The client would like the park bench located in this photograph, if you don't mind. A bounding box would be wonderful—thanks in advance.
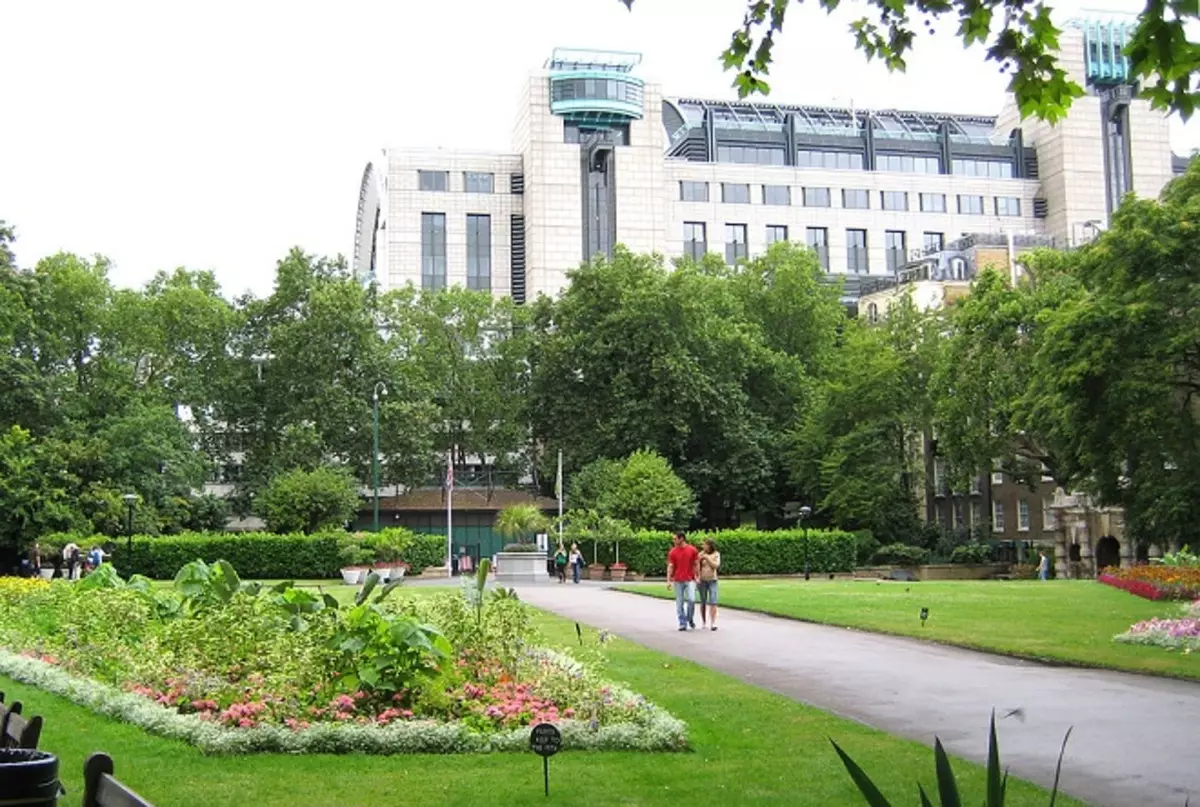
[0,691,43,749]
[83,752,155,807]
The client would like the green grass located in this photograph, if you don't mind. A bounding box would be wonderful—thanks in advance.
[618,579,1200,680]
[0,599,1080,806]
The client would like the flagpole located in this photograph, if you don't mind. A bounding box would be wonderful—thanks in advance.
[446,448,453,579]
[556,450,564,546]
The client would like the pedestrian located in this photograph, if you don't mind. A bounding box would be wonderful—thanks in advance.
[666,531,699,631]
[554,543,568,584]
[698,538,721,631]
[1038,550,1050,581]
[569,543,583,584]
[25,542,41,578]
[62,541,79,582]
[88,545,105,572]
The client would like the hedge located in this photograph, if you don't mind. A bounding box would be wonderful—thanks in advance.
[113,531,446,580]
[600,529,856,576]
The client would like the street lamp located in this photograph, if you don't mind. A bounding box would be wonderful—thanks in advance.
[372,382,388,532]
[799,505,812,581]
[122,493,138,559]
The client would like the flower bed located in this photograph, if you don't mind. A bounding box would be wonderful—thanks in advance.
[1099,565,1200,600]
[0,568,686,755]
[1114,600,1200,653]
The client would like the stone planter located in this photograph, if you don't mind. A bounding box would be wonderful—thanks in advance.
[609,565,628,582]
[340,568,364,585]
[587,563,607,582]
[495,552,548,584]
[38,568,54,581]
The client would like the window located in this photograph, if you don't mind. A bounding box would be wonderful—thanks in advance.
[991,462,1004,485]
[766,225,789,245]
[842,189,870,209]
[993,501,1006,532]
[464,172,494,194]
[806,227,829,269]
[803,187,831,207]
[418,170,449,192]
[1043,499,1058,530]
[877,153,940,174]
[846,228,868,274]
[934,459,946,495]
[952,158,1014,178]
[717,145,785,165]
[881,191,909,211]
[970,501,982,527]
[995,196,1022,217]
[885,230,907,273]
[958,194,985,215]
[923,232,944,253]
[466,214,491,292]
[680,181,709,202]
[683,222,707,261]
[1018,499,1030,531]
[969,474,981,494]
[725,224,748,265]
[920,192,946,213]
[722,183,751,204]
[1041,463,1055,482]
[796,149,864,170]
[420,213,447,290]
[762,184,791,205]
[954,501,965,528]
[867,302,879,323]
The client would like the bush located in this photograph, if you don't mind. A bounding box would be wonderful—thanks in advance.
[256,467,360,534]
[948,543,993,564]
[870,543,930,566]
[614,529,856,576]
[115,531,446,579]
[501,543,540,553]
[852,530,878,565]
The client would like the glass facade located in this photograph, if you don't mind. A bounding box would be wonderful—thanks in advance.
[952,158,1014,178]
[806,227,829,269]
[683,222,707,261]
[881,191,909,211]
[766,224,788,245]
[722,183,751,203]
[885,230,906,272]
[464,172,494,193]
[680,181,709,202]
[919,192,946,212]
[717,145,786,165]
[466,214,491,292]
[995,196,1022,216]
[421,213,447,290]
[842,189,870,209]
[803,187,831,207]
[418,171,449,192]
[725,223,748,264]
[877,154,940,174]
[958,194,985,215]
[846,228,868,274]
[762,184,791,205]
[796,149,864,170]
[923,232,944,253]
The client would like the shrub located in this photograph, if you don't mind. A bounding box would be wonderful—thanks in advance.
[852,530,879,566]
[256,467,360,534]
[116,531,446,579]
[1009,563,1039,580]
[501,543,541,553]
[870,543,930,566]
[948,543,993,564]
[616,528,856,576]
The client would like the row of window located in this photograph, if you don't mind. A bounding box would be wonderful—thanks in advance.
[420,213,492,292]
[943,498,1049,532]
[682,223,947,272]
[418,170,497,194]
[719,149,1015,177]
[680,181,1023,216]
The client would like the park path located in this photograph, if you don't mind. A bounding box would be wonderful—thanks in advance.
[513,583,1200,807]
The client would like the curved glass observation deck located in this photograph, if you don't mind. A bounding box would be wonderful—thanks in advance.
[547,48,644,125]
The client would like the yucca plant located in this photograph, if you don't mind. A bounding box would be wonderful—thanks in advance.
[830,712,1072,806]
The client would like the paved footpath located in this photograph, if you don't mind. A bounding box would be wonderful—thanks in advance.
[514,583,1200,807]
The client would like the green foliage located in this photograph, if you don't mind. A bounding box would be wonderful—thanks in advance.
[948,544,994,565]
[621,0,1196,122]
[611,528,857,576]
[494,504,550,543]
[1156,545,1199,568]
[871,543,931,566]
[831,712,1070,806]
[256,467,361,534]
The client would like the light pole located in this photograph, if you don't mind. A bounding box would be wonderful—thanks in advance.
[122,493,138,561]
[799,505,812,581]
[372,382,388,532]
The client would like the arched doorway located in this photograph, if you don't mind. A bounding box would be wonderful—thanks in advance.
[1096,536,1121,571]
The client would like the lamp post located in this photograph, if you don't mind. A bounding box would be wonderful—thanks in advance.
[799,505,812,581]
[122,493,138,560]
[372,382,388,532]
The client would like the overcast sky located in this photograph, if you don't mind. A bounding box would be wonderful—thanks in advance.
[2,0,1196,297]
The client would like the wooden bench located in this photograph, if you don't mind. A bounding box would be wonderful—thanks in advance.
[0,691,42,749]
[83,753,155,807]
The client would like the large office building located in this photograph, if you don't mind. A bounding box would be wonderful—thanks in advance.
[354,20,1190,300]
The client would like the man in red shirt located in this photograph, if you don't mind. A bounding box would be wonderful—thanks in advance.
[666,532,700,631]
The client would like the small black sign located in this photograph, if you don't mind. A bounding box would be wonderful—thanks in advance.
[530,723,561,757]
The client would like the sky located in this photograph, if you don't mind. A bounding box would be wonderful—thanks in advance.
[2,0,1196,297]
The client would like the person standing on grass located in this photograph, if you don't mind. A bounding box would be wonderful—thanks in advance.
[554,543,568,584]
[666,532,700,631]
[697,538,721,631]
[569,543,583,584]
[1038,551,1050,581]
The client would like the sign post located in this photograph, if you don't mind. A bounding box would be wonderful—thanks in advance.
[529,723,562,797]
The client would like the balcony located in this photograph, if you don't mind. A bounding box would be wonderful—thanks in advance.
[846,247,869,274]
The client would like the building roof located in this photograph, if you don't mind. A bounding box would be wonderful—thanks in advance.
[374,488,559,512]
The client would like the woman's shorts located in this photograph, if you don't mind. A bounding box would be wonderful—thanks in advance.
[697,580,718,604]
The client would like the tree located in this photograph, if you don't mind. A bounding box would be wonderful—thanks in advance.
[494,504,551,544]
[256,467,361,534]
[0,426,86,559]
[569,450,696,530]
[1026,161,1200,549]
[621,0,1198,120]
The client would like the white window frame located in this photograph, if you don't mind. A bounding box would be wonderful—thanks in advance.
[992,501,1005,532]
[970,500,982,527]
[1017,499,1030,532]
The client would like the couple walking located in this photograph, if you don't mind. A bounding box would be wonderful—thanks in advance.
[666,532,721,631]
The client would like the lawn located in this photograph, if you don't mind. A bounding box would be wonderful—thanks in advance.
[618,579,1200,680]
[0,587,1080,807]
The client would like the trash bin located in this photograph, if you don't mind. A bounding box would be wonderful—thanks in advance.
[0,748,64,806]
